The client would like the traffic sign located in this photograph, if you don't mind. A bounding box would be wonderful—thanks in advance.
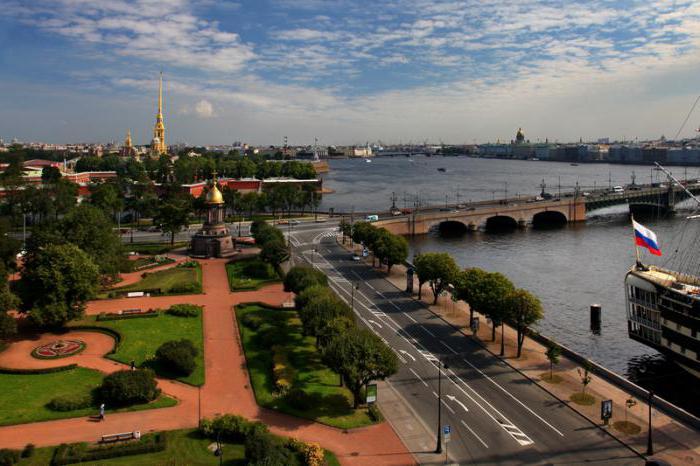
[443,425,451,442]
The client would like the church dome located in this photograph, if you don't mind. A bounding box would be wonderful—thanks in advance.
[206,182,225,205]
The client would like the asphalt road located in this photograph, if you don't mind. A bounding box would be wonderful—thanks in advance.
[289,225,642,465]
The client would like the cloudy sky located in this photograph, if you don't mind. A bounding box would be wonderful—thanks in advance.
[1,0,699,145]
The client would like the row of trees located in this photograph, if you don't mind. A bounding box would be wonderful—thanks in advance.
[250,221,288,267]
[413,252,544,358]
[284,266,398,408]
[342,221,409,273]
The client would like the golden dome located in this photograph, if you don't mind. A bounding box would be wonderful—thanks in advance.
[205,182,224,205]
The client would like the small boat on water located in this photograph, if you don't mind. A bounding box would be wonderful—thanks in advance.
[365,159,372,163]
[437,168,447,172]
[570,163,579,166]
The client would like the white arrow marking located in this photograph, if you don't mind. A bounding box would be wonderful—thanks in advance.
[399,350,416,362]
[368,319,382,329]
[446,395,469,413]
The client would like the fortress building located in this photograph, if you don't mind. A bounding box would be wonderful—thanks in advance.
[150,72,167,156]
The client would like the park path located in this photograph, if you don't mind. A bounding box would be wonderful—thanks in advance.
[0,259,414,466]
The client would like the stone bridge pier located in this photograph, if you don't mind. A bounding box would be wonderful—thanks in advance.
[375,198,586,236]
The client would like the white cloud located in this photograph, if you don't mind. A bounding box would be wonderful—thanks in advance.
[195,99,215,118]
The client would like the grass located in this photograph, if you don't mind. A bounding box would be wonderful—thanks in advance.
[226,257,281,291]
[235,303,374,429]
[16,429,340,466]
[124,242,189,255]
[71,312,205,386]
[107,264,202,296]
[0,367,176,426]
[569,392,596,406]
[612,420,642,435]
[539,372,563,384]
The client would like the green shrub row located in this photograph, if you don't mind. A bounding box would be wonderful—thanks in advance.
[96,310,160,321]
[51,433,167,465]
[0,364,77,375]
[199,414,269,443]
[47,394,93,412]
[0,449,19,466]
[166,304,201,318]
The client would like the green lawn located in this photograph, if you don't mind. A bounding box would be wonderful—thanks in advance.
[16,429,339,466]
[0,368,176,426]
[235,304,374,429]
[226,257,281,291]
[71,312,205,386]
[108,264,202,296]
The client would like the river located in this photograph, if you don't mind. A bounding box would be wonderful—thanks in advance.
[320,156,700,415]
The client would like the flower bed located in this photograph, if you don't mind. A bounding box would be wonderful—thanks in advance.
[31,340,86,360]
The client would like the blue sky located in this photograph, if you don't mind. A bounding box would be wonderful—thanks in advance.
[1,0,700,145]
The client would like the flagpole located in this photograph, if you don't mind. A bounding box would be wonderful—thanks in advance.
[631,214,641,266]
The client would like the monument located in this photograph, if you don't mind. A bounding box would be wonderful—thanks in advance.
[190,176,235,258]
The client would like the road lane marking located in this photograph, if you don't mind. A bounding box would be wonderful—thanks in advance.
[446,394,469,413]
[402,311,417,323]
[461,420,489,449]
[368,319,383,329]
[410,368,428,387]
[441,341,458,355]
[399,350,416,362]
[432,391,456,414]
[420,325,436,337]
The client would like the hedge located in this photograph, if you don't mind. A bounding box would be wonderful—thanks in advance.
[166,304,201,318]
[47,394,93,412]
[51,433,167,465]
[66,326,122,355]
[0,364,77,375]
[96,311,160,322]
[199,414,269,443]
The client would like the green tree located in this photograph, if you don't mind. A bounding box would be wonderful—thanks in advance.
[89,182,123,220]
[504,288,544,358]
[323,328,398,408]
[75,156,101,172]
[453,268,514,341]
[240,192,258,220]
[283,265,327,293]
[545,341,561,380]
[19,243,99,327]
[294,284,332,310]
[0,264,19,339]
[413,252,459,304]
[48,178,79,219]
[373,229,408,273]
[156,200,190,245]
[298,292,353,345]
[41,166,61,184]
[0,218,20,270]
[259,238,288,266]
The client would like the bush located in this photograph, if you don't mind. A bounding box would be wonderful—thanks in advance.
[240,313,264,330]
[166,304,201,317]
[47,393,93,412]
[155,339,198,376]
[294,285,332,310]
[367,404,383,422]
[170,283,200,294]
[20,444,34,459]
[0,364,77,375]
[199,414,269,443]
[178,260,199,269]
[0,449,19,466]
[51,434,167,465]
[284,266,328,293]
[98,369,160,406]
[245,432,296,466]
[238,259,274,279]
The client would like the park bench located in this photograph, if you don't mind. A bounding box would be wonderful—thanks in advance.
[100,431,140,443]
[120,308,143,315]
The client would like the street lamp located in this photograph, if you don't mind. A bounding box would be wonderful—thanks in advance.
[646,391,654,456]
[435,359,449,454]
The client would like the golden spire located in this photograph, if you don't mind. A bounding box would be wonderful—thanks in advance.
[125,129,132,148]
[151,71,166,155]
[157,71,163,118]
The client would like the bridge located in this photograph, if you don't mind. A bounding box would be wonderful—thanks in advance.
[372,181,700,236]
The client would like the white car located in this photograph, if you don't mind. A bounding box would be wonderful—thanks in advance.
[352,255,361,261]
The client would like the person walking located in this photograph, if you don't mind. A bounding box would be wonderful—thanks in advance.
[99,403,105,421]
[130,360,135,371]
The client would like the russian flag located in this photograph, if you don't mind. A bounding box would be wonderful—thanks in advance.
[633,219,662,256]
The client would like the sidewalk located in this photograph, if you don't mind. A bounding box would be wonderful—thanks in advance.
[373,253,700,465]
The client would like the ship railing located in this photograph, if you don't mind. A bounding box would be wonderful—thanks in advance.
[628,314,662,330]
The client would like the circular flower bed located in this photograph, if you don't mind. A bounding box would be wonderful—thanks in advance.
[31,340,86,359]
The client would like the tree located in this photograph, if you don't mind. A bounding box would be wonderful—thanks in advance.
[259,239,288,266]
[98,369,160,406]
[413,252,459,304]
[453,268,514,341]
[373,229,408,273]
[240,192,258,220]
[294,284,332,310]
[252,222,284,247]
[19,243,99,328]
[545,341,561,380]
[48,178,79,219]
[89,182,123,220]
[0,218,20,270]
[298,292,353,345]
[504,288,544,358]
[283,266,328,293]
[323,328,398,408]
[41,166,61,184]
[0,263,19,339]
[577,361,593,395]
[155,200,190,245]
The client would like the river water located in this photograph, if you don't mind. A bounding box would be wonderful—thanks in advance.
[320,156,700,414]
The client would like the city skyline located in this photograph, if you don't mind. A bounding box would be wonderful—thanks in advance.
[1,0,700,145]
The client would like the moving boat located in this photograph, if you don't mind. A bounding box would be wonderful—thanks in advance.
[625,163,700,378]
[437,167,447,172]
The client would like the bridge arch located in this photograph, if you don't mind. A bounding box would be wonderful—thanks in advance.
[532,210,567,229]
[437,220,468,237]
[485,215,518,232]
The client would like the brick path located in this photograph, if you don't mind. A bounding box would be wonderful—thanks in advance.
[0,259,414,466]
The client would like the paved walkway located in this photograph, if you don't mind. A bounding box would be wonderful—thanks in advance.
[0,259,414,466]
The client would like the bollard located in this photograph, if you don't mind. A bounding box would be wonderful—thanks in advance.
[590,304,602,334]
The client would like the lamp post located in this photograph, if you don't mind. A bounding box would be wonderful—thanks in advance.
[435,360,449,454]
[646,391,654,456]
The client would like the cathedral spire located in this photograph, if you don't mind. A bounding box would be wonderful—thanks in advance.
[151,71,166,156]
[158,71,163,117]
